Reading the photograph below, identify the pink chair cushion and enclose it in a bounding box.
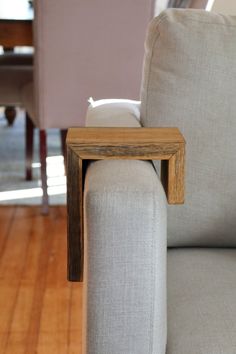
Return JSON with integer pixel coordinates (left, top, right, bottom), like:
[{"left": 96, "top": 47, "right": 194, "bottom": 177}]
[{"left": 25, "top": 0, "right": 154, "bottom": 129}]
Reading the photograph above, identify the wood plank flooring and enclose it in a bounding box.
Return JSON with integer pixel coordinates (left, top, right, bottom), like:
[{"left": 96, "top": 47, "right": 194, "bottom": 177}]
[{"left": 0, "top": 206, "right": 82, "bottom": 354}]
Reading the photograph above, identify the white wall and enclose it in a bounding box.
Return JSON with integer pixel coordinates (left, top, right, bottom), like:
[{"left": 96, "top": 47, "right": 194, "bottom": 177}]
[{"left": 155, "top": 0, "right": 169, "bottom": 15}]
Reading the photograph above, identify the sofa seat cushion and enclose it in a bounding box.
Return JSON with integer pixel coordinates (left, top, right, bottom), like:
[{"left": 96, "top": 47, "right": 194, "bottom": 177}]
[{"left": 167, "top": 248, "right": 236, "bottom": 354}]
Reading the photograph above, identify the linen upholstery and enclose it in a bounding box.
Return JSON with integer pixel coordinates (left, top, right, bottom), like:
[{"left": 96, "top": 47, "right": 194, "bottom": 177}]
[
  {"left": 86, "top": 99, "right": 141, "bottom": 127},
  {"left": 167, "top": 248, "right": 236, "bottom": 354},
  {"left": 84, "top": 159, "right": 167, "bottom": 354},
  {"left": 140, "top": 9, "right": 236, "bottom": 247},
  {"left": 83, "top": 100, "right": 167, "bottom": 353},
  {"left": 25, "top": 0, "right": 155, "bottom": 129}
]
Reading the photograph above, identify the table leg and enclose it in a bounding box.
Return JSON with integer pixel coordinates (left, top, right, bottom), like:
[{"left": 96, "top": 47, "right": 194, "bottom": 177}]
[{"left": 5, "top": 106, "right": 17, "bottom": 126}]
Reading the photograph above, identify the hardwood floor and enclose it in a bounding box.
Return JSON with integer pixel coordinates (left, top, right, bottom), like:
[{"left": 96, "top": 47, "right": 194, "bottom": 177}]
[{"left": 0, "top": 206, "right": 82, "bottom": 354}]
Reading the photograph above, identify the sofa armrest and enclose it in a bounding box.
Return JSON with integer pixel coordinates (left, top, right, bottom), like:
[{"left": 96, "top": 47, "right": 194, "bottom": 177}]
[
  {"left": 67, "top": 105, "right": 185, "bottom": 351},
  {"left": 67, "top": 126, "right": 185, "bottom": 281},
  {"left": 83, "top": 160, "right": 167, "bottom": 353}
]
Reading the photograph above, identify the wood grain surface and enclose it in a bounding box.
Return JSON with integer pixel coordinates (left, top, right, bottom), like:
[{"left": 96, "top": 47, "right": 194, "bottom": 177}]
[
  {"left": 0, "top": 206, "right": 82, "bottom": 354},
  {"left": 0, "top": 20, "right": 32, "bottom": 47},
  {"left": 67, "top": 127, "right": 184, "bottom": 144},
  {"left": 67, "top": 127, "right": 186, "bottom": 281},
  {"left": 67, "top": 148, "right": 84, "bottom": 282}
]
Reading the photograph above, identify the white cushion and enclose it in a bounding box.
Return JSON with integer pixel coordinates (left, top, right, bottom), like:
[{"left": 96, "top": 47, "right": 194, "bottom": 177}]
[{"left": 86, "top": 99, "right": 141, "bottom": 127}]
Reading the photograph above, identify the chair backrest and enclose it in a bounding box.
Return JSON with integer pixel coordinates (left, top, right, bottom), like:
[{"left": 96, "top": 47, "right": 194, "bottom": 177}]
[
  {"left": 34, "top": 0, "right": 155, "bottom": 129},
  {"left": 140, "top": 9, "right": 236, "bottom": 247},
  {"left": 189, "top": 0, "right": 208, "bottom": 9}
]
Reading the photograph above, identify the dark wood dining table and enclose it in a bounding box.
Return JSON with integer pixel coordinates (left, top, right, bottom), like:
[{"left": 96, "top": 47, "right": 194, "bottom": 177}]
[
  {"left": 0, "top": 0, "right": 33, "bottom": 47},
  {"left": 0, "top": 0, "right": 33, "bottom": 125}
]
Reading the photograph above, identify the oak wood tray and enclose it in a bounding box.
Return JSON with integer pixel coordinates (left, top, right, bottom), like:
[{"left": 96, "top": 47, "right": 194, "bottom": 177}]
[{"left": 67, "top": 127, "right": 185, "bottom": 281}]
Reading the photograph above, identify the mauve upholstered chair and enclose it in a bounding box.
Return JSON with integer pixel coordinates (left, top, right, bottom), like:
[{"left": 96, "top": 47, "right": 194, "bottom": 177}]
[
  {"left": 67, "top": 9, "right": 236, "bottom": 354},
  {"left": 20, "top": 0, "right": 155, "bottom": 213},
  {"left": 0, "top": 53, "right": 32, "bottom": 119},
  {"left": 0, "top": 52, "right": 33, "bottom": 125},
  {"left": 0, "top": 53, "right": 34, "bottom": 185},
  {"left": 186, "top": 0, "right": 208, "bottom": 8}
]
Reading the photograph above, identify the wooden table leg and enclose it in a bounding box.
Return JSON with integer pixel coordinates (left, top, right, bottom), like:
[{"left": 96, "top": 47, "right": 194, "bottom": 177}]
[
  {"left": 3, "top": 48, "right": 17, "bottom": 127},
  {"left": 39, "top": 130, "right": 49, "bottom": 215},
  {"left": 5, "top": 106, "right": 16, "bottom": 126},
  {"left": 25, "top": 113, "right": 34, "bottom": 181}
]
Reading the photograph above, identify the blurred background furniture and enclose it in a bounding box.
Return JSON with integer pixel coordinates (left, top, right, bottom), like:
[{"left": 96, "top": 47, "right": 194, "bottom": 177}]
[
  {"left": 0, "top": 0, "right": 33, "bottom": 48},
  {"left": 156, "top": 0, "right": 208, "bottom": 17},
  {"left": 21, "top": 0, "right": 155, "bottom": 213},
  {"left": 67, "top": 7, "right": 236, "bottom": 353},
  {"left": 168, "top": 0, "right": 208, "bottom": 8},
  {"left": 0, "top": 0, "right": 33, "bottom": 125},
  {"left": 0, "top": 55, "right": 34, "bottom": 195},
  {"left": 0, "top": 54, "right": 32, "bottom": 122},
  {"left": 0, "top": 0, "right": 35, "bottom": 208}
]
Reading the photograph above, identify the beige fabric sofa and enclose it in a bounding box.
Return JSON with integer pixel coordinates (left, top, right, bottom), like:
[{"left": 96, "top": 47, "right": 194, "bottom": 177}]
[{"left": 77, "top": 9, "right": 236, "bottom": 354}]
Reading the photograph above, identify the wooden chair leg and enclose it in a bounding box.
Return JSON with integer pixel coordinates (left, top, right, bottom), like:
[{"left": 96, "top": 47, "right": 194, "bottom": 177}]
[
  {"left": 39, "top": 130, "right": 49, "bottom": 215},
  {"left": 4, "top": 44, "right": 27, "bottom": 127},
  {"left": 3, "top": 47, "right": 16, "bottom": 126},
  {"left": 25, "top": 113, "right": 34, "bottom": 181},
  {"left": 60, "top": 129, "right": 67, "bottom": 171},
  {"left": 5, "top": 106, "right": 17, "bottom": 126}
]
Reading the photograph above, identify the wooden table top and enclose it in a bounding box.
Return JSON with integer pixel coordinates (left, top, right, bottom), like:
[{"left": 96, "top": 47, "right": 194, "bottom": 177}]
[
  {"left": 0, "top": 0, "right": 33, "bottom": 47},
  {"left": 67, "top": 127, "right": 185, "bottom": 145}
]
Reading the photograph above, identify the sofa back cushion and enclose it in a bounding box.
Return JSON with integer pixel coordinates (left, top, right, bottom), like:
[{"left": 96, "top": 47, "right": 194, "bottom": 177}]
[{"left": 141, "top": 9, "right": 236, "bottom": 247}]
